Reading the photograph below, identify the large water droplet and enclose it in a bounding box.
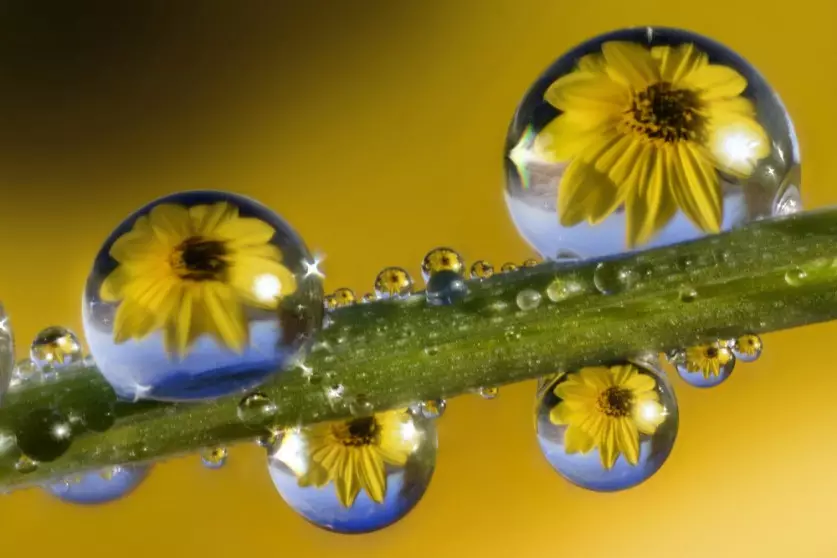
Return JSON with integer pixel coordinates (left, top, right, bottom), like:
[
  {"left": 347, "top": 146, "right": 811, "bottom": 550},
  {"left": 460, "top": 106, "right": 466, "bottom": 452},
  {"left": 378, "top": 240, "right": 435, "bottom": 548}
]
[
  {"left": 15, "top": 456, "right": 38, "bottom": 474},
  {"left": 732, "top": 334, "right": 763, "bottom": 363},
  {"left": 201, "top": 447, "right": 229, "bottom": 469},
  {"left": 44, "top": 464, "right": 150, "bottom": 504},
  {"left": 30, "top": 326, "right": 82, "bottom": 372},
  {"left": 237, "top": 392, "right": 278, "bottom": 427},
  {"left": 16, "top": 408, "right": 74, "bottom": 462},
  {"left": 332, "top": 288, "right": 356, "bottom": 307},
  {"left": 469, "top": 260, "right": 494, "bottom": 279},
  {"left": 425, "top": 271, "right": 469, "bottom": 306},
  {"left": 421, "top": 247, "right": 465, "bottom": 281},
  {"left": 784, "top": 267, "right": 807, "bottom": 286},
  {"left": 593, "top": 262, "right": 623, "bottom": 295},
  {"left": 374, "top": 267, "right": 413, "bottom": 299},
  {"left": 674, "top": 342, "right": 735, "bottom": 388},
  {"left": 516, "top": 289, "right": 542, "bottom": 311},
  {"left": 478, "top": 386, "right": 499, "bottom": 400},
  {"left": 678, "top": 286, "right": 698, "bottom": 303}
]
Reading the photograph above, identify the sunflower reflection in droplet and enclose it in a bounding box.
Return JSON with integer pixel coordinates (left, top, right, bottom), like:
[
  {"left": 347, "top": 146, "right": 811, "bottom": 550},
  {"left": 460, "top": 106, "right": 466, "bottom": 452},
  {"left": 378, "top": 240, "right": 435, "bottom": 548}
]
[
  {"left": 505, "top": 28, "right": 800, "bottom": 259},
  {"left": 269, "top": 409, "right": 436, "bottom": 533},
  {"left": 83, "top": 191, "right": 323, "bottom": 401}
]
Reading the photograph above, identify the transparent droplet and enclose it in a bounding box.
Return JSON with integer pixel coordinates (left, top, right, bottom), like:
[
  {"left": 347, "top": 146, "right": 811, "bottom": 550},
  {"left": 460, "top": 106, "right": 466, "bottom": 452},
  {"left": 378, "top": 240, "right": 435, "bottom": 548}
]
[
  {"left": 784, "top": 267, "right": 807, "bottom": 286},
  {"left": 516, "top": 289, "right": 542, "bottom": 311},
  {"left": 332, "top": 288, "right": 356, "bottom": 307},
  {"left": 325, "top": 384, "right": 346, "bottom": 406},
  {"left": 732, "top": 334, "right": 763, "bottom": 363},
  {"left": 478, "top": 386, "right": 499, "bottom": 400},
  {"left": 268, "top": 410, "right": 437, "bottom": 533},
  {"left": 425, "top": 271, "right": 469, "bottom": 306},
  {"left": 237, "top": 392, "right": 278, "bottom": 427},
  {"left": 15, "top": 456, "right": 38, "bottom": 474},
  {"left": 678, "top": 286, "right": 698, "bottom": 303},
  {"left": 30, "top": 326, "right": 82, "bottom": 372},
  {"left": 348, "top": 395, "right": 374, "bottom": 417},
  {"left": 535, "top": 360, "right": 677, "bottom": 492},
  {"left": 417, "top": 399, "right": 446, "bottom": 419},
  {"left": 674, "top": 342, "right": 736, "bottom": 388},
  {"left": 44, "top": 465, "right": 150, "bottom": 504},
  {"left": 9, "top": 359, "right": 41, "bottom": 388},
  {"left": 360, "top": 293, "right": 377, "bottom": 304},
  {"left": 324, "top": 294, "right": 338, "bottom": 311},
  {"left": 374, "top": 267, "right": 413, "bottom": 299},
  {"left": 421, "top": 247, "right": 465, "bottom": 281},
  {"left": 522, "top": 258, "right": 540, "bottom": 267},
  {"left": 500, "top": 263, "right": 518, "bottom": 273},
  {"left": 469, "top": 260, "right": 494, "bottom": 279},
  {"left": 201, "top": 447, "right": 229, "bottom": 469},
  {"left": 257, "top": 429, "right": 282, "bottom": 451},
  {"left": 15, "top": 408, "right": 74, "bottom": 462},
  {"left": 593, "top": 262, "right": 623, "bottom": 295},
  {"left": 546, "top": 276, "right": 587, "bottom": 302}
]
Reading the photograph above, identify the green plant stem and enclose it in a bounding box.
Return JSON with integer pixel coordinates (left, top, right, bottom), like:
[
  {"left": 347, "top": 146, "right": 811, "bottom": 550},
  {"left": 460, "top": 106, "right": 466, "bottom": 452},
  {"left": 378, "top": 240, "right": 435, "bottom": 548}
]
[{"left": 3, "top": 209, "right": 837, "bottom": 489}]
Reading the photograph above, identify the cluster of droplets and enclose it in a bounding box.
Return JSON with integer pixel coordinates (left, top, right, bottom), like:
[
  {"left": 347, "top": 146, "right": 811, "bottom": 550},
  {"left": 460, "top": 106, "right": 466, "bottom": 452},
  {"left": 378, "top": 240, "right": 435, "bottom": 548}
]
[{"left": 668, "top": 334, "right": 763, "bottom": 388}]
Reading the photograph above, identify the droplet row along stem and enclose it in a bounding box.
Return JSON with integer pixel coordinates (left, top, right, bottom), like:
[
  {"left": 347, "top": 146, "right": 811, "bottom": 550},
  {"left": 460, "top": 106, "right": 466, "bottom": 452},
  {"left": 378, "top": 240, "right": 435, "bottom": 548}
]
[{"left": 2, "top": 209, "right": 837, "bottom": 489}]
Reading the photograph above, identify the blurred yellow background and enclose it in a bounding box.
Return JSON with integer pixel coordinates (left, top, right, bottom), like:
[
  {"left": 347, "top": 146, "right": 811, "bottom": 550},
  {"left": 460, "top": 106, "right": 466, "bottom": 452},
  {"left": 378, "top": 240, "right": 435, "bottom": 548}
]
[{"left": 0, "top": 1, "right": 836, "bottom": 556}]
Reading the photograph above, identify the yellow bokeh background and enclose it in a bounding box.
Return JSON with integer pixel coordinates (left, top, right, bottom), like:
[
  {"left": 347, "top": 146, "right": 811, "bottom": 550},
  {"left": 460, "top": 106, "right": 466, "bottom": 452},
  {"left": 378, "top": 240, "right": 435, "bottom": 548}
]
[{"left": 1, "top": 1, "right": 836, "bottom": 556}]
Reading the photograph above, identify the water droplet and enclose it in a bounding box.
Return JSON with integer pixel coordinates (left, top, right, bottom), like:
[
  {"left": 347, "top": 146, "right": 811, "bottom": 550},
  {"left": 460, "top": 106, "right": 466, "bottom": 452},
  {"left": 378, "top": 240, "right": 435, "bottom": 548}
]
[
  {"left": 516, "top": 289, "right": 542, "bottom": 311},
  {"left": 675, "top": 255, "right": 694, "bottom": 271},
  {"left": 374, "top": 267, "right": 413, "bottom": 299},
  {"left": 324, "top": 295, "right": 338, "bottom": 311},
  {"left": 360, "top": 293, "right": 377, "bottom": 304},
  {"left": 546, "top": 276, "right": 587, "bottom": 302},
  {"left": 201, "top": 447, "right": 228, "bottom": 469},
  {"left": 500, "top": 263, "right": 518, "bottom": 273},
  {"left": 469, "top": 260, "right": 494, "bottom": 279},
  {"left": 15, "top": 456, "right": 38, "bottom": 474},
  {"left": 257, "top": 429, "right": 282, "bottom": 451},
  {"left": 332, "top": 288, "right": 356, "bottom": 307},
  {"left": 732, "top": 333, "right": 763, "bottom": 362},
  {"left": 504, "top": 327, "right": 521, "bottom": 341},
  {"left": 593, "top": 262, "right": 626, "bottom": 295},
  {"left": 784, "top": 267, "right": 807, "bottom": 286},
  {"left": 425, "top": 270, "right": 469, "bottom": 306},
  {"left": 30, "top": 326, "right": 83, "bottom": 372},
  {"left": 348, "top": 395, "right": 374, "bottom": 416},
  {"left": 522, "top": 258, "right": 540, "bottom": 267},
  {"left": 674, "top": 342, "right": 735, "bottom": 388},
  {"left": 325, "top": 384, "right": 345, "bottom": 406},
  {"left": 424, "top": 346, "right": 439, "bottom": 356},
  {"left": 478, "top": 386, "right": 499, "bottom": 400},
  {"left": 9, "top": 358, "right": 40, "bottom": 388},
  {"left": 16, "top": 408, "right": 74, "bottom": 462},
  {"left": 44, "top": 465, "right": 151, "bottom": 504},
  {"left": 421, "top": 247, "right": 465, "bottom": 281},
  {"left": 678, "top": 286, "right": 698, "bottom": 303},
  {"left": 417, "top": 399, "right": 446, "bottom": 419},
  {"left": 237, "top": 392, "right": 278, "bottom": 427}
]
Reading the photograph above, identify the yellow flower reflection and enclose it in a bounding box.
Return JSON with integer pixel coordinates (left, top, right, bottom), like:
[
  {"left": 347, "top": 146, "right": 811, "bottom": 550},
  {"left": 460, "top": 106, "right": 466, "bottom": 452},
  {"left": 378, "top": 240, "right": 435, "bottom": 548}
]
[
  {"left": 100, "top": 202, "right": 298, "bottom": 357},
  {"left": 685, "top": 342, "right": 732, "bottom": 378},
  {"left": 549, "top": 363, "right": 665, "bottom": 470},
  {"left": 532, "top": 41, "right": 769, "bottom": 247},
  {"left": 275, "top": 410, "right": 419, "bottom": 508}
]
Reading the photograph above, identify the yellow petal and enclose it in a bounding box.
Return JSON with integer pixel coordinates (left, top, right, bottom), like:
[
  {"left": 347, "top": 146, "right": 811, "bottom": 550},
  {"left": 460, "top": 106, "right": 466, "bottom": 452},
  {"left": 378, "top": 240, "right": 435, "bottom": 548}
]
[
  {"left": 609, "top": 364, "right": 636, "bottom": 387},
  {"left": 624, "top": 370, "right": 656, "bottom": 393},
  {"left": 334, "top": 453, "right": 361, "bottom": 508},
  {"left": 710, "top": 96, "right": 758, "bottom": 118},
  {"left": 109, "top": 216, "right": 166, "bottom": 265},
  {"left": 230, "top": 257, "right": 298, "bottom": 310},
  {"left": 605, "top": 132, "right": 646, "bottom": 187},
  {"left": 200, "top": 284, "right": 247, "bottom": 353},
  {"left": 626, "top": 145, "right": 677, "bottom": 247},
  {"left": 189, "top": 202, "right": 238, "bottom": 236},
  {"left": 358, "top": 446, "right": 387, "bottom": 504},
  {"left": 634, "top": 400, "right": 665, "bottom": 434},
  {"left": 682, "top": 64, "right": 747, "bottom": 100},
  {"left": 148, "top": 203, "right": 193, "bottom": 245},
  {"left": 543, "top": 70, "right": 629, "bottom": 113},
  {"left": 708, "top": 114, "right": 770, "bottom": 178},
  {"left": 553, "top": 377, "right": 598, "bottom": 401},
  {"left": 112, "top": 299, "right": 158, "bottom": 344},
  {"left": 601, "top": 41, "right": 659, "bottom": 89},
  {"left": 616, "top": 418, "right": 640, "bottom": 466},
  {"left": 171, "top": 287, "right": 194, "bottom": 357},
  {"left": 216, "top": 216, "right": 276, "bottom": 248},
  {"left": 533, "top": 114, "right": 608, "bottom": 163},
  {"left": 564, "top": 425, "right": 595, "bottom": 454},
  {"left": 656, "top": 43, "right": 708, "bottom": 84},
  {"left": 670, "top": 143, "right": 722, "bottom": 233},
  {"left": 582, "top": 366, "right": 613, "bottom": 390},
  {"left": 599, "top": 421, "right": 619, "bottom": 470},
  {"left": 550, "top": 402, "right": 585, "bottom": 425},
  {"left": 100, "top": 266, "right": 133, "bottom": 302},
  {"left": 577, "top": 53, "right": 606, "bottom": 73}
]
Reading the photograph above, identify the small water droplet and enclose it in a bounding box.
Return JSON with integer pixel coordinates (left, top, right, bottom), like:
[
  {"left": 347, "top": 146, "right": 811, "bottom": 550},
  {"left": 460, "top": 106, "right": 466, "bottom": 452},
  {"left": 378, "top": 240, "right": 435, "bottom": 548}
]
[
  {"left": 30, "top": 326, "right": 83, "bottom": 372},
  {"left": 201, "top": 447, "right": 228, "bottom": 469},
  {"left": 361, "top": 293, "right": 377, "bottom": 303},
  {"left": 332, "top": 288, "right": 356, "bottom": 307},
  {"left": 325, "top": 384, "right": 345, "bottom": 405},
  {"left": 504, "top": 327, "right": 521, "bottom": 341},
  {"left": 16, "top": 408, "right": 74, "bottom": 462},
  {"left": 15, "top": 456, "right": 37, "bottom": 474},
  {"left": 469, "top": 260, "right": 494, "bottom": 279},
  {"left": 679, "top": 286, "right": 698, "bottom": 303},
  {"left": 784, "top": 267, "right": 807, "bottom": 286},
  {"left": 237, "top": 392, "right": 278, "bottom": 427},
  {"left": 522, "top": 258, "right": 539, "bottom": 267},
  {"left": 424, "top": 346, "right": 439, "bottom": 356},
  {"left": 500, "top": 263, "right": 518, "bottom": 273},
  {"left": 546, "top": 276, "right": 586, "bottom": 302},
  {"left": 516, "top": 289, "right": 542, "bottom": 311},
  {"left": 675, "top": 255, "right": 694, "bottom": 271},
  {"left": 324, "top": 294, "right": 338, "bottom": 311},
  {"left": 417, "top": 399, "right": 446, "bottom": 419},
  {"left": 732, "top": 333, "right": 763, "bottom": 362},
  {"left": 348, "top": 395, "right": 374, "bottom": 416},
  {"left": 374, "top": 266, "right": 413, "bottom": 299},
  {"left": 421, "top": 247, "right": 465, "bottom": 281},
  {"left": 426, "top": 270, "right": 469, "bottom": 306},
  {"left": 593, "top": 262, "right": 624, "bottom": 295},
  {"left": 478, "top": 386, "right": 499, "bottom": 400}
]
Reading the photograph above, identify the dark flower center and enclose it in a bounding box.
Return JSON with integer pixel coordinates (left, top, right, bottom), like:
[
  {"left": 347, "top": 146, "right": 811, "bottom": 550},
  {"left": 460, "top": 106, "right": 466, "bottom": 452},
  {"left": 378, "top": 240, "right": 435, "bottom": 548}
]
[
  {"left": 626, "top": 82, "right": 705, "bottom": 143},
  {"left": 705, "top": 346, "right": 719, "bottom": 359},
  {"left": 172, "top": 237, "right": 229, "bottom": 281},
  {"left": 338, "top": 416, "right": 380, "bottom": 447},
  {"left": 597, "top": 386, "right": 634, "bottom": 417}
]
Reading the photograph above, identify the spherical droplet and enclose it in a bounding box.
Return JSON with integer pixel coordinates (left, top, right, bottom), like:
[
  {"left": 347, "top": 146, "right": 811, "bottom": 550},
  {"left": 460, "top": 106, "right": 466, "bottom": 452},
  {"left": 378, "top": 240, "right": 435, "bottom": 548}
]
[
  {"left": 201, "top": 447, "right": 229, "bottom": 469},
  {"left": 15, "top": 456, "right": 38, "bottom": 474},
  {"left": 417, "top": 399, "right": 446, "bottom": 419},
  {"left": 500, "top": 263, "right": 518, "bottom": 273},
  {"left": 784, "top": 267, "right": 807, "bottom": 286},
  {"left": 593, "top": 262, "right": 623, "bottom": 295},
  {"left": 469, "top": 260, "right": 494, "bottom": 279},
  {"left": 268, "top": 410, "right": 437, "bottom": 534},
  {"left": 30, "top": 326, "right": 82, "bottom": 372},
  {"left": 324, "top": 294, "right": 338, "bottom": 311},
  {"left": 360, "top": 293, "right": 377, "bottom": 304},
  {"left": 425, "top": 271, "right": 469, "bottom": 306},
  {"left": 374, "top": 267, "right": 413, "bottom": 299},
  {"left": 732, "top": 334, "right": 763, "bottom": 363},
  {"left": 674, "top": 342, "right": 736, "bottom": 388},
  {"left": 237, "top": 392, "right": 278, "bottom": 427},
  {"left": 522, "top": 258, "right": 540, "bottom": 267},
  {"left": 44, "top": 465, "right": 150, "bottom": 504},
  {"left": 535, "top": 360, "right": 677, "bottom": 492},
  {"left": 505, "top": 27, "right": 800, "bottom": 259},
  {"left": 678, "top": 286, "right": 698, "bottom": 303},
  {"left": 478, "top": 386, "right": 499, "bottom": 400},
  {"left": 82, "top": 191, "right": 324, "bottom": 402},
  {"left": 516, "top": 289, "right": 542, "bottom": 311},
  {"left": 348, "top": 395, "right": 374, "bottom": 417},
  {"left": 421, "top": 247, "right": 464, "bottom": 281},
  {"left": 546, "top": 276, "right": 587, "bottom": 302},
  {"left": 16, "top": 408, "right": 74, "bottom": 462},
  {"left": 332, "top": 288, "right": 356, "bottom": 307}
]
